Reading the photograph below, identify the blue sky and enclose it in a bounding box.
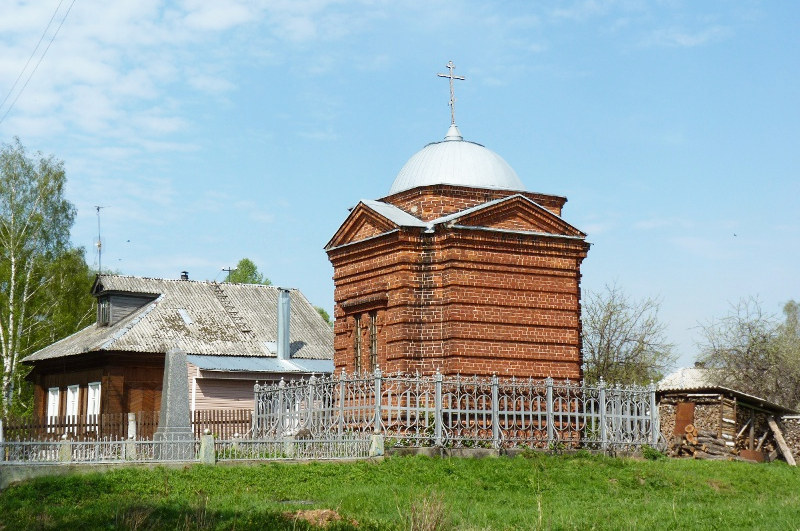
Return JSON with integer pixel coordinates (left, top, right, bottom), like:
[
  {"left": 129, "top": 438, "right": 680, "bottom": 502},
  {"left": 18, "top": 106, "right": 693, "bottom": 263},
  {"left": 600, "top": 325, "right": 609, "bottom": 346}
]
[{"left": 0, "top": 1, "right": 797, "bottom": 368}]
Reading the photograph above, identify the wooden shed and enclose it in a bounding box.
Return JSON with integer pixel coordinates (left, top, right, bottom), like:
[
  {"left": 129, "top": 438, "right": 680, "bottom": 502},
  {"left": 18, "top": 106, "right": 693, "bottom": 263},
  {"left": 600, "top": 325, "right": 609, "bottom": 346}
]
[{"left": 658, "top": 367, "right": 796, "bottom": 462}]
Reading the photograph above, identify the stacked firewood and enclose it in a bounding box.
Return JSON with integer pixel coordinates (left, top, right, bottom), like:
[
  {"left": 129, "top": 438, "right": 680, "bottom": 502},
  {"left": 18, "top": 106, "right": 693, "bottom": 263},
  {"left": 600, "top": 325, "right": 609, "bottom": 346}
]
[{"left": 668, "top": 424, "right": 739, "bottom": 460}]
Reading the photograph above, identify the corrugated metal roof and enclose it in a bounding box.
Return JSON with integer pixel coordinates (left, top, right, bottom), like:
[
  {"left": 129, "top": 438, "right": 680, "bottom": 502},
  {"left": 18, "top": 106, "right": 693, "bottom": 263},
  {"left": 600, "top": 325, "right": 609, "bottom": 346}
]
[
  {"left": 658, "top": 367, "right": 796, "bottom": 414},
  {"left": 23, "top": 275, "right": 333, "bottom": 363},
  {"left": 187, "top": 355, "right": 333, "bottom": 374},
  {"left": 360, "top": 200, "right": 428, "bottom": 228}
]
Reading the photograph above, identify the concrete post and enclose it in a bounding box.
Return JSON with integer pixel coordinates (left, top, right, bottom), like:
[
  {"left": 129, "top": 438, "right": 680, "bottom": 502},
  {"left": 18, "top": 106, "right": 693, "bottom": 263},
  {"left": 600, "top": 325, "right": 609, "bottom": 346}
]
[
  {"left": 58, "top": 434, "right": 72, "bottom": 462},
  {"left": 153, "top": 348, "right": 195, "bottom": 460},
  {"left": 127, "top": 413, "right": 137, "bottom": 440},
  {"left": 198, "top": 434, "right": 216, "bottom": 465},
  {"left": 369, "top": 434, "right": 384, "bottom": 457}
]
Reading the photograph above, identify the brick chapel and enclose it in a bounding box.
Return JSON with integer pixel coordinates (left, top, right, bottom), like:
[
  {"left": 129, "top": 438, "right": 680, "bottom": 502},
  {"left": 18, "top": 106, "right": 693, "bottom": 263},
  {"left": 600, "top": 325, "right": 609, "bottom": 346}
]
[{"left": 326, "top": 68, "right": 590, "bottom": 380}]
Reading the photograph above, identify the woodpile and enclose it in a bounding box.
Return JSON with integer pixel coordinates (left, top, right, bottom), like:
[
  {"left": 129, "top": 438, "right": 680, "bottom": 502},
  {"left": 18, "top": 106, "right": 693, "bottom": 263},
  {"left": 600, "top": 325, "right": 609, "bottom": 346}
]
[{"left": 668, "top": 424, "right": 740, "bottom": 460}]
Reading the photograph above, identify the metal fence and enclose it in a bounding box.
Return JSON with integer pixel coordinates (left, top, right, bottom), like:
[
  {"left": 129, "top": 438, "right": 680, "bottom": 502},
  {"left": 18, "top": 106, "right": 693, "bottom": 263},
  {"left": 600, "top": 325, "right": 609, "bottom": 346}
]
[
  {"left": 0, "top": 437, "right": 201, "bottom": 465},
  {"left": 254, "top": 371, "right": 663, "bottom": 451},
  {"left": 0, "top": 433, "right": 369, "bottom": 465},
  {"left": 214, "top": 435, "right": 372, "bottom": 461}
]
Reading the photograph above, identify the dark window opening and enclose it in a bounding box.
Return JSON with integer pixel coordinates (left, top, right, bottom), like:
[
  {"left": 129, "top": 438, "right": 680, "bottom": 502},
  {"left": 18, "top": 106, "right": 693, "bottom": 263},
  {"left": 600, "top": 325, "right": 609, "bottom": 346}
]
[
  {"left": 353, "top": 314, "right": 362, "bottom": 373},
  {"left": 369, "top": 311, "right": 378, "bottom": 371}
]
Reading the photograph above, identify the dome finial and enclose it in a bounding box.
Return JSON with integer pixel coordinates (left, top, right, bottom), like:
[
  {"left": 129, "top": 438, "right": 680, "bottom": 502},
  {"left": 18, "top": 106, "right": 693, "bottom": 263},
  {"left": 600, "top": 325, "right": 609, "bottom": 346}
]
[{"left": 437, "top": 60, "right": 465, "bottom": 126}]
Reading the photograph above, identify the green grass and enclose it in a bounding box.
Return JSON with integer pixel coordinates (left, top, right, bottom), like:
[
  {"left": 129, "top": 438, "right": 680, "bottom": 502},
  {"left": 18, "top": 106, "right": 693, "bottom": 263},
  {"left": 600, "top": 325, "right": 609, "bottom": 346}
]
[{"left": 1, "top": 453, "right": 800, "bottom": 530}]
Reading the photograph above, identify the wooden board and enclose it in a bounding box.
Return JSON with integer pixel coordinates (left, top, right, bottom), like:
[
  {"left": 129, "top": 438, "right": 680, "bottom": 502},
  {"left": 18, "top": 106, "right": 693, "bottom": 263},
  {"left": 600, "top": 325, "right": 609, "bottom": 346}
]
[
  {"left": 674, "top": 402, "right": 695, "bottom": 435},
  {"left": 767, "top": 416, "right": 796, "bottom": 466}
]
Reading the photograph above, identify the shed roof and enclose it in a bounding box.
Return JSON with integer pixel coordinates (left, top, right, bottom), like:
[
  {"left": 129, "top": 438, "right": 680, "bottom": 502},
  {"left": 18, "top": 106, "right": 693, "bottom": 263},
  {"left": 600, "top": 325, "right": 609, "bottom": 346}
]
[
  {"left": 23, "top": 275, "right": 333, "bottom": 364},
  {"left": 658, "top": 367, "right": 796, "bottom": 414}
]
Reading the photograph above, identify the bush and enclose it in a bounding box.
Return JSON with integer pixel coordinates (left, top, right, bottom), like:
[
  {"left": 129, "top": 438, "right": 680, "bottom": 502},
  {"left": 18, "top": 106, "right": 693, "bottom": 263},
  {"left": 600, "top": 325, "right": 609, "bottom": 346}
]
[{"left": 641, "top": 445, "right": 665, "bottom": 460}]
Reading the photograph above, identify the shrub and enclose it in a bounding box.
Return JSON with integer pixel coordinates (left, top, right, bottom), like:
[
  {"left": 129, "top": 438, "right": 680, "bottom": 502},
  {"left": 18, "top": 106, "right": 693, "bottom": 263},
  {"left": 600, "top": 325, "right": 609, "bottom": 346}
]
[{"left": 641, "top": 445, "right": 665, "bottom": 460}]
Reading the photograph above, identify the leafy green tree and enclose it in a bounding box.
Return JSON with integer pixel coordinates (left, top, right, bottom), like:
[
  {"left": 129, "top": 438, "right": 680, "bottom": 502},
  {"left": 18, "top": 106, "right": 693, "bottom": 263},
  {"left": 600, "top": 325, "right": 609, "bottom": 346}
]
[
  {"left": 581, "top": 284, "right": 676, "bottom": 384},
  {"left": 0, "top": 139, "right": 84, "bottom": 415},
  {"left": 698, "top": 298, "right": 800, "bottom": 409},
  {"left": 315, "top": 306, "right": 332, "bottom": 326},
  {"left": 226, "top": 258, "right": 271, "bottom": 285}
]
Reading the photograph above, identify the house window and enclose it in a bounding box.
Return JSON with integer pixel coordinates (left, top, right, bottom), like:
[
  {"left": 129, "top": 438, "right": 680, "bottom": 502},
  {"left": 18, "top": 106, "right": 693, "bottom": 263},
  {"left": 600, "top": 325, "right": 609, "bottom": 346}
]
[
  {"left": 87, "top": 382, "right": 101, "bottom": 426},
  {"left": 66, "top": 385, "right": 79, "bottom": 419},
  {"left": 46, "top": 387, "right": 60, "bottom": 431},
  {"left": 98, "top": 297, "right": 110, "bottom": 325},
  {"left": 353, "top": 315, "right": 362, "bottom": 373},
  {"left": 369, "top": 311, "right": 378, "bottom": 371}
]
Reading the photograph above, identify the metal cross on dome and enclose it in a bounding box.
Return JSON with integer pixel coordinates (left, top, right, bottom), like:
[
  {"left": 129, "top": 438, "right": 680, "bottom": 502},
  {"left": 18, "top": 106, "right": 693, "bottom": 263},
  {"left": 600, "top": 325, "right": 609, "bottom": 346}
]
[{"left": 437, "top": 60, "right": 465, "bottom": 125}]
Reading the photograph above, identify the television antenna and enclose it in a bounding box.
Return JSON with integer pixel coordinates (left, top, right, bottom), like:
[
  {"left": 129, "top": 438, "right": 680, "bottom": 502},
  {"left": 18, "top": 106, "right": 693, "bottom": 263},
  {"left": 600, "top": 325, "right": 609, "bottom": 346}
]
[{"left": 95, "top": 206, "right": 106, "bottom": 272}]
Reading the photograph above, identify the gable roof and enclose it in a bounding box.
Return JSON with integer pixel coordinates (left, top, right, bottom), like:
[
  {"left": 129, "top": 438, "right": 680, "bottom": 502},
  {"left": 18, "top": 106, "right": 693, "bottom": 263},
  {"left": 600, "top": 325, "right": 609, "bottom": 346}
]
[
  {"left": 23, "top": 275, "right": 333, "bottom": 364},
  {"left": 658, "top": 367, "right": 796, "bottom": 414},
  {"left": 327, "top": 195, "right": 586, "bottom": 250},
  {"left": 430, "top": 194, "right": 585, "bottom": 238}
]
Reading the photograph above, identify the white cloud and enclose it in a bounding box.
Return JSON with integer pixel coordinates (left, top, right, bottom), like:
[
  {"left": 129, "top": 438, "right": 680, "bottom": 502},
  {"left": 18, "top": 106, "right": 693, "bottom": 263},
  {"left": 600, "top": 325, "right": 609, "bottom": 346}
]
[
  {"left": 182, "top": 1, "right": 257, "bottom": 31},
  {"left": 643, "top": 25, "right": 730, "bottom": 48}
]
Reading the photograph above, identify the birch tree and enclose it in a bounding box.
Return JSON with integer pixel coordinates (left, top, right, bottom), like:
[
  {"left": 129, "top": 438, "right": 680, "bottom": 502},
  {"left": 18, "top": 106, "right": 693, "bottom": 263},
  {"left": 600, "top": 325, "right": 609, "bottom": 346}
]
[{"left": 0, "top": 138, "right": 76, "bottom": 416}]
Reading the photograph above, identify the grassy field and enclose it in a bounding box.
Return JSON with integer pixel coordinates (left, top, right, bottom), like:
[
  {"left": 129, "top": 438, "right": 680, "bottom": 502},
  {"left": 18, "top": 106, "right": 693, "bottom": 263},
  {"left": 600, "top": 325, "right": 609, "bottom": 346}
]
[{"left": 1, "top": 452, "right": 799, "bottom": 530}]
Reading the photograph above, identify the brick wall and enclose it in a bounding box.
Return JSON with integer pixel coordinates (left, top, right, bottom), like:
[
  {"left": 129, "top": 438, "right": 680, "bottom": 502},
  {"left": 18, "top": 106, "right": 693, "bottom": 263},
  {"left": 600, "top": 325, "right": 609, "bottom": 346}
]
[
  {"left": 328, "top": 185, "right": 588, "bottom": 380},
  {"left": 382, "top": 184, "right": 567, "bottom": 220}
]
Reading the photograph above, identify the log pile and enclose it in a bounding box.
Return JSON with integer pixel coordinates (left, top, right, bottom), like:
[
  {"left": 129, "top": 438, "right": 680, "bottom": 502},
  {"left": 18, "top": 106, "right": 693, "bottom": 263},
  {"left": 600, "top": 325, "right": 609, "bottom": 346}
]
[{"left": 668, "top": 424, "right": 739, "bottom": 460}]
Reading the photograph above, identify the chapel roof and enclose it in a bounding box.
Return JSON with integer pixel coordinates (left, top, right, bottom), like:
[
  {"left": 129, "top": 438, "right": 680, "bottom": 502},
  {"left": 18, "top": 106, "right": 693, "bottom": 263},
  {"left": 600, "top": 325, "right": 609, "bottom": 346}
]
[
  {"left": 388, "top": 124, "right": 525, "bottom": 195},
  {"left": 23, "top": 274, "right": 333, "bottom": 364}
]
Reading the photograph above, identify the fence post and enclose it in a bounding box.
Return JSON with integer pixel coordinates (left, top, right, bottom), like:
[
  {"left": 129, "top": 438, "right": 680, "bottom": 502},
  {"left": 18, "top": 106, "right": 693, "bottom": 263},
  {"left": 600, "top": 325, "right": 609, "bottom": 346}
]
[
  {"left": 649, "top": 381, "right": 658, "bottom": 445},
  {"left": 338, "top": 370, "right": 346, "bottom": 436},
  {"left": 434, "top": 371, "right": 443, "bottom": 447},
  {"left": 373, "top": 369, "right": 382, "bottom": 434},
  {"left": 0, "top": 418, "right": 4, "bottom": 444},
  {"left": 58, "top": 434, "right": 72, "bottom": 462},
  {"left": 127, "top": 413, "right": 137, "bottom": 440},
  {"left": 277, "top": 378, "right": 286, "bottom": 436},
  {"left": 252, "top": 382, "right": 260, "bottom": 434},
  {"left": 307, "top": 375, "right": 317, "bottom": 431},
  {"left": 546, "top": 377, "right": 554, "bottom": 447},
  {"left": 491, "top": 374, "right": 500, "bottom": 449},
  {"left": 599, "top": 378, "right": 607, "bottom": 452}
]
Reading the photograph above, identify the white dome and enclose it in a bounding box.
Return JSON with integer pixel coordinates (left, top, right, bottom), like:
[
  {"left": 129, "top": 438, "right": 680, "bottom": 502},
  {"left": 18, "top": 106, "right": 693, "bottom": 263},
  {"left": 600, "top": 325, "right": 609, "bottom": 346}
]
[{"left": 388, "top": 124, "right": 524, "bottom": 195}]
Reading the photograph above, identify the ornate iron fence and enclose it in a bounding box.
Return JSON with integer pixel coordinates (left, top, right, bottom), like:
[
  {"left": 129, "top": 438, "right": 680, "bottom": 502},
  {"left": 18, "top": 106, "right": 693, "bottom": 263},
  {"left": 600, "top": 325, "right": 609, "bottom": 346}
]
[
  {"left": 253, "top": 371, "right": 663, "bottom": 451},
  {"left": 0, "top": 436, "right": 201, "bottom": 465}
]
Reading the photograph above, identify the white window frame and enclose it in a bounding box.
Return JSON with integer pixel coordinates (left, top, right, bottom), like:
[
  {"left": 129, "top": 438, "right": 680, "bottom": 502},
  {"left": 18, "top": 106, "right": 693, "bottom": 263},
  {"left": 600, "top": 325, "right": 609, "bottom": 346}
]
[
  {"left": 66, "top": 385, "right": 79, "bottom": 419},
  {"left": 46, "top": 387, "right": 60, "bottom": 432},
  {"left": 87, "top": 382, "right": 101, "bottom": 428}
]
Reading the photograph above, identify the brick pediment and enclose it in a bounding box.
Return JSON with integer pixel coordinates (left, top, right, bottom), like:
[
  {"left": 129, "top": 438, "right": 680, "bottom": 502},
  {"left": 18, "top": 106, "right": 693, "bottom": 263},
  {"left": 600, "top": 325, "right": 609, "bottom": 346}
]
[
  {"left": 443, "top": 195, "right": 585, "bottom": 238},
  {"left": 326, "top": 201, "right": 419, "bottom": 249}
]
